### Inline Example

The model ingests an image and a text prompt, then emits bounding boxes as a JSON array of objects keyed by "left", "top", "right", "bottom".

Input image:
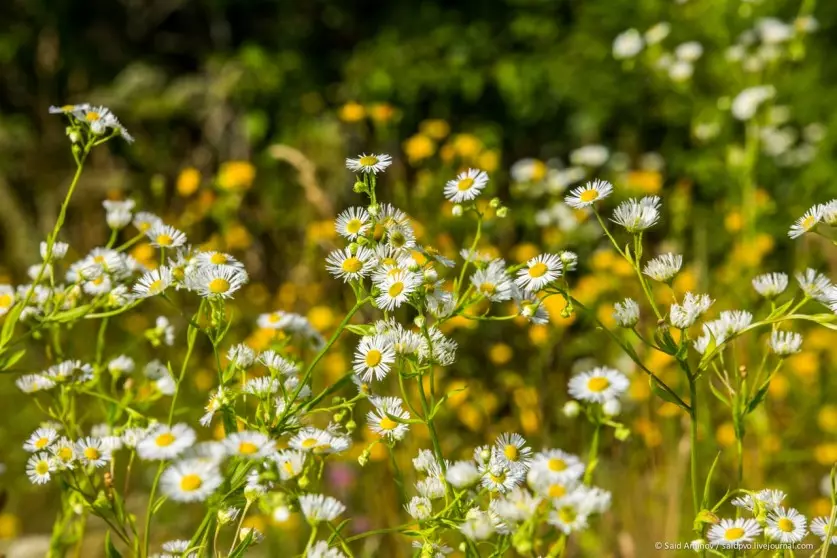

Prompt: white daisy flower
[
  {"left": 193, "top": 251, "right": 245, "bottom": 272},
  {"left": 325, "top": 246, "right": 375, "bottom": 283},
  {"left": 334, "top": 207, "right": 371, "bottom": 240},
  {"left": 568, "top": 367, "right": 629, "bottom": 404},
  {"left": 548, "top": 493, "right": 589, "bottom": 534},
  {"left": 384, "top": 222, "right": 416, "bottom": 252},
  {"left": 459, "top": 508, "right": 500, "bottom": 541},
  {"left": 223, "top": 431, "right": 276, "bottom": 459},
  {"left": 244, "top": 377, "right": 280, "bottom": 397},
  {"left": 788, "top": 205, "right": 822, "bottom": 238},
  {"left": 559, "top": 251, "right": 578, "bottom": 272},
  {"left": 133, "top": 267, "right": 174, "bottom": 298},
  {"left": 289, "top": 427, "right": 331, "bottom": 453},
  {"left": 307, "top": 541, "right": 347, "bottom": 558},
  {"left": 471, "top": 259, "right": 513, "bottom": 302},
  {"left": 752, "top": 272, "right": 789, "bottom": 298},
  {"left": 820, "top": 199, "right": 837, "bottom": 225},
  {"left": 49, "top": 103, "right": 91, "bottom": 115},
  {"left": 515, "top": 253, "right": 562, "bottom": 291},
  {"left": 24, "top": 427, "right": 59, "bottom": 453},
  {"left": 0, "top": 284, "right": 15, "bottom": 316},
  {"left": 76, "top": 437, "right": 112, "bottom": 468},
  {"left": 811, "top": 514, "right": 837, "bottom": 545},
  {"left": 611, "top": 196, "right": 660, "bottom": 232},
  {"left": 445, "top": 461, "right": 481, "bottom": 489},
  {"left": 16, "top": 374, "right": 56, "bottom": 393},
  {"left": 613, "top": 29, "right": 644, "bottom": 59},
  {"left": 186, "top": 264, "right": 249, "bottom": 299},
  {"left": 102, "top": 199, "right": 135, "bottom": 229},
  {"left": 643, "top": 253, "right": 682, "bottom": 282},
  {"left": 160, "top": 458, "right": 223, "bottom": 502},
  {"left": 258, "top": 350, "right": 299, "bottom": 375},
  {"left": 50, "top": 437, "right": 77, "bottom": 469},
  {"left": 796, "top": 268, "right": 834, "bottom": 301},
  {"left": 527, "top": 449, "right": 586, "bottom": 485},
  {"left": 444, "top": 168, "right": 489, "bottom": 203},
  {"left": 274, "top": 450, "right": 306, "bottom": 480},
  {"left": 147, "top": 222, "right": 187, "bottom": 249},
  {"left": 769, "top": 330, "right": 803, "bottom": 356},
  {"left": 137, "top": 423, "right": 196, "bottom": 461},
  {"left": 707, "top": 518, "right": 762, "bottom": 548},
  {"left": 405, "top": 496, "right": 433, "bottom": 521},
  {"left": 299, "top": 494, "right": 346, "bottom": 523},
  {"left": 492, "top": 487, "right": 542, "bottom": 524},
  {"left": 367, "top": 397, "right": 410, "bottom": 441},
  {"left": 765, "top": 507, "right": 807, "bottom": 543},
  {"left": 227, "top": 344, "right": 256, "bottom": 368},
  {"left": 480, "top": 458, "right": 525, "bottom": 494},
  {"left": 26, "top": 452, "right": 55, "bottom": 484},
  {"left": 352, "top": 335, "right": 396, "bottom": 382},
  {"left": 345, "top": 153, "right": 392, "bottom": 174},
  {"left": 670, "top": 292, "right": 713, "bottom": 329},
  {"left": 613, "top": 298, "right": 640, "bottom": 328},
  {"left": 564, "top": 179, "right": 613, "bottom": 209},
  {"left": 493, "top": 432, "right": 532, "bottom": 471},
  {"left": 375, "top": 270, "right": 418, "bottom": 311},
  {"left": 40, "top": 241, "right": 69, "bottom": 261},
  {"left": 132, "top": 211, "right": 163, "bottom": 233}
]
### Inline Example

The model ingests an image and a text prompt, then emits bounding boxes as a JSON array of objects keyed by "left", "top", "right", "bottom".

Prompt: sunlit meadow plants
[{"left": 3, "top": 101, "right": 837, "bottom": 558}]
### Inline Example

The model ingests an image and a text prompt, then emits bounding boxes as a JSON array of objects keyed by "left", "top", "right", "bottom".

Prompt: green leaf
[
  {"left": 648, "top": 378, "right": 688, "bottom": 411},
  {"left": 766, "top": 298, "right": 795, "bottom": 320},
  {"left": 0, "top": 349, "right": 25, "bottom": 371},
  {"left": 105, "top": 531, "right": 122, "bottom": 558},
  {"left": 429, "top": 385, "right": 468, "bottom": 419},
  {"left": 702, "top": 452, "right": 722, "bottom": 509},
  {"left": 0, "top": 303, "right": 23, "bottom": 346},
  {"left": 707, "top": 379, "right": 730, "bottom": 406},
  {"left": 345, "top": 324, "right": 375, "bottom": 336},
  {"left": 746, "top": 383, "right": 770, "bottom": 415},
  {"left": 229, "top": 530, "right": 256, "bottom": 558}
]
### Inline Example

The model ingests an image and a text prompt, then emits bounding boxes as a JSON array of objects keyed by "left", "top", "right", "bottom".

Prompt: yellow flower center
[
  {"left": 180, "top": 474, "right": 203, "bottom": 492},
  {"left": 86, "top": 112, "right": 101, "bottom": 122},
  {"left": 504, "top": 445, "right": 519, "bottom": 461},
  {"left": 301, "top": 438, "right": 318, "bottom": 448},
  {"left": 558, "top": 507, "right": 576, "bottom": 523},
  {"left": 388, "top": 282, "right": 404, "bottom": 297},
  {"left": 489, "top": 471, "right": 506, "bottom": 484},
  {"left": 58, "top": 447, "right": 73, "bottom": 461},
  {"left": 208, "top": 278, "right": 230, "bottom": 294},
  {"left": 346, "top": 219, "right": 363, "bottom": 234},
  {"left": 379, "top": 416, "right": 398, "bottom": 430},
  {"left": 173, "top": 267, "right": 185, "bottom": 281},
  {"left": 777, "top": 518, "right": 794, "bottom": 533},
  {"left": 528, "top": 262, "right": 549, "bottom": 278},
  {"left": 92, "top": 277, "right": 104, "bottom": 286},
  {"left": 155, "top": 433, "right": 176, "bottom": 447},
  {"left": 34, "top": 437, "right": 49, "bottom": 449},
  {"left": 156, "top": 234, "right": 173, "bottom": 246},
  {"left": 587, "top": 377, "right": 610, "bottom": 393},
  {"left": 84, "top": 447, "right": 100, "bottom": 460},
  {"left": 210, "top": 253, "right": 228, "bottom": 265},
  {"left": 365, "top": 349, "right": 382, "bottom": 367},
  {"left": 548, "top": 484, "right": 566, "bottom": 498},
  {"left": 238, "top": 441, "right": 259, "bottom": 455},
  {"left": 359, "top": 155, "right": 379, "bottom": 167},
  {"left": 283, "top": 462, "right": 296, "bottom": 475},
  {"left": 548, "top": 458, "right": 567, "bottom": 472},
  {"left": 341, "top": 257, "right": 363, "bottom": 273},
  {"left": 457, "top": 177, "right": 475, "bottom": 192},
  {"left": 268, "top": 313, "right": 281, "bottom": 323},
  {"left": 0, "top": 294, "right": 11, "bottom": 308},
  {"left": 802, "top": 215, "right": 817, "bottom": 230},
  {"left": 148, "top": 279, "right": 165, "bottom": 294},
  {"left": 479, "top": 283, "right": 496, "bottom": 295},
  {"left": 139, "top": 222, "right": 151, "bottom": 232},
  {"left": 724, "top": 527, "right": 745, "bottom": 540},
  {"left": 579, "top": 189, "right": 599, "bottom": 202},
  {"left": 61, "top": 105, "right": 74, "bottom": 111},
  {"left": 35, "top": 461, "right": 50, "bottom": 475}
]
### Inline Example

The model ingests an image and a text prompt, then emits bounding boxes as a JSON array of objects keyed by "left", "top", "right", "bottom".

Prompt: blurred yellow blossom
[
  {"left": 176, "top": 167, "right": 201, "bottom": 196},
  {"left": 488, "top": 343, "right": 513, "bottom": 365},
  {"left": 217, "top": 161, "right": 256, "bottom": 191},
  {"left": 403, "top": 134, "right": 436, "bottom": 163},
  {"left": 338, "top": 102, "right": 365, "bottom": 122},
  {"left": 419, "top": 119, "right": 450, "bottom": 140}
]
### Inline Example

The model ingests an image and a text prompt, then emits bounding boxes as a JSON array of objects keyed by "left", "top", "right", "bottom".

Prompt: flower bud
[
  {"left": 489, "top": 197, "right": 501, "bottom": 208},
  {"left": 451, "top": 204, "right": 463, "bottom": 217},
  {"left": 297, "top": 475, "right": 310, "bottom": 489},
  {"left": 563, "top": 401, "right": 581, "bottom": 418},
  {"left": 603, "top": 398, "right": 621, "bottom": 417},
  {"left": 413, "top": 315, "right": 425, "bottom": 328},
  {"left": 353, "top": 181, "right": 366, "bottom": 193},
  {"left": 496, "top": 207, "right": 508, "bottom": 218}
]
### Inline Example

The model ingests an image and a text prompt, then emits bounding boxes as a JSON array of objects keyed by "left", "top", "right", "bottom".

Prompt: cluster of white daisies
[{"left": 49, "top": 103, "right": 134, "bottom": 143}]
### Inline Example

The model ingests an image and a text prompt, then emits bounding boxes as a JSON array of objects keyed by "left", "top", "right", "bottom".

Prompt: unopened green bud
[
  {"left": 563, "top": 401, "right": 581, "bottom": 418},
  {"left": 353, "top": 181, "right": 366, "bottom": 193},
  {"left": 496, "top": 206, "right": 508, "bottom": 218},
  {"left": 298, "top": 475, "right": 310, "bottom": 489},
  {"left": 489, "top": 197, "right": 501, "bottom": 208},
  {"left": 451, "top": 204, "right": 463, "bottom": 217}
]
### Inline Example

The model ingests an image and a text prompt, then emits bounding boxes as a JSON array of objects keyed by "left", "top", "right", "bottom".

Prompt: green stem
[{"left": 142, "top": 462, "right": 167, "bottom": 557}]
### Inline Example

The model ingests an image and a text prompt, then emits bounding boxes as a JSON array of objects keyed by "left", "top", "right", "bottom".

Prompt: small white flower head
[
  {"left": 24, "top": 427, "right": 59, "bottom": 453},
  {"left": 459, "top": 508, "right": 500, "bottom": 540},
  {"left": 134, "top": 267, "right": 174, "bottom": 298},
  {"left": 346, "top": 153, "right": 392, "bottom": 174},
  {"left": 548, "top": 492, "right": 590, "bottom": 534},
  {"left": 405, "top": 496, "right": 433, "bottom": 521},
  {"left": 227, "top": 344, "right": 256, "bottom": 368},
  {"left": 707, "top": 518, "right": 763, "bottom": 548},
  {"left": 670, "top": 292, "right": 713, "bottom": 329},
  {"left": 471, "top": 259, "right": 513, "bottom": 302},
  {"left": 515, "top": 253, "right": 563, "bottom": 291},
  {"left": 564, "top": 179, "right": 613, "bottom": 209},
  {"left": 258, "top": 350, "right": 299, "bottom": 375},
  {"left": 820, "top": 199, "right": 837, "bottom": 225},
  {"left": 644, "top": 22, "right": 671, "bottom": 45},
  {"left": 731, "top": 85, "right": 775, "bottom": 121},
  {"left": 298, "top": 494, "right": 346, "bottom": 523},
  {"left": 136, "top": 424, "right": 196, "bottom": 461},
  {"left": 675, "top": 41, "right": 703, "bottom": 61},
  {"left": 353, "top": 335, "right": 396, "bottom": 382},
  {"left": 765, "top": 507, "right": 807, "bottom": 543},
  {"left": 612, "top": 28, "right": 644, "bottom": 59},
  {"left": 244, "top": 377, "right": 279, "bottom": 398},
  {"left": 444, "top": 168, "right": 489, "bottom": 203},
  {"left": 570, "top": 145, "right": 609, "bottom": 167},
  {"left": 186, "top": 264, "right": 249, "bottom": 299},
  {"left": 160, "top": 458, "right": 223, "bottom": 502},
  {"left": 40, "top": 241, "right": 69, "bottom": 261},
  {"left": 493, "top": 487, "right": 542, "bottom": 524},
  {"left": 528, "top": 449, "right": 585, "bottom": 486},
  {"left": 307, "top": 541, "right": 347, "bottom": 558},
  {"left": 16, "top": 374, "right": 56, "bottom": 393},
  {"left": 192, "top": 251, "right": 244, "bottom": 272},
  {"left": 375, "top": 270, "right": 418, "bottom": 311},
  {"left": 611, "top": 196, "right": 661, "bottom": 233},
  {"left": 289, "top": 427, "right": 331, "bottom": 453},
  {"left": 613, "top": 298, "right": 640, "bottom": 328},
  {"left": 326, "top": 246, "right": 375, "bottom": 283},
  {"left": 274, "top": 450, "right": 306, "bottom": 480},
  {"left": 50, "top": 437, "right": 77, "bottom": 469},
  {"left": 147, "top": 222, "right": 187, "bottom": 249},
  {"left": 133, "top": 211, "right": 163, "bottom": 233},
  {"left": 492, "top": 432, "right": 532, "bottom": 472},
  {"left": 769, "top": 330, "right": 803, "bottom": 356},
  {"left": 789, "top": 205, "right": 823, "bottom": 239},
  {"left": 643, "top": 253, "right": 682, "bottom": 283},
  {"left": 223, "top": 431, "right": 276, "bottom": 459},
  {"left": 76, "top": 437, "right": 112, "bottom": 468},
  {"left": 445, "top": 460, "right": 481, "bottom": 489},
  {"left": 568, "top": 367, "right": 629, "bottom": 404},
  {"left": 26, "top": 452, "right": 55, "bottom": 484},
  {"left": 559, "top": 251, "right": 578, "bottom": 272},
  {"left": 811, "top": 514, "right": 837, "bottom": 545},
  {"left": 602, "top": 398, "right": 621, "bottom": 416},
  {"left": 562, "top": 401, "right": 581, "bottom": 418},
  {"left": 102, "top": 199, "right": 135, "bottom": 229},
  {"left": 367, "top": 396, "right": 410, "bottom": 441},
  {"left": 796, "top": 268, "right": 834, "bottom": 301},
  {"left": 334, "top": 207, "right": 371, "bottom": 240},
  {"left": 752, "top": 272, "right": 789, "bottom": 298},
  {"left": 480, "top": 456, "right": 526, "bottom": 494},
  {"left": 0, "top": 284, "right": 15, "bottom": 316},
  {"left": 412, "top": 448, "right": 438, "bottom": 473}
]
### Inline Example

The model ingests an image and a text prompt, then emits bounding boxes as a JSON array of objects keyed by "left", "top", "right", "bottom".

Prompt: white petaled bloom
[
  {"left": 514, "top": 289, "right": 549, "bottom": 325},
  {"left": 528, "top": 449, "right": 585, "bottom": 485},
  {"left": 334, "top": 207, "right": 371, "bottom": 240},
  {"left": 731, "top": 85, "right": 775, "bottom": 121},
  {"left": 76, "top": 437, "right": 112, "bottom": 468},
  {"left": 769, "top": 330, "right": 803, "bottom": 356},
  {"left": 493, "top": 487, "right": 542, "bottom": 524},
  {"left": 548, "top": 492, "right": 590, "bottom": 534},
  {"left": 137, "top": 423, "right": 196, "bottom": 461},
  {"left": 564, "top": 179, "right": 613, "bottom": 209},
  {"left": 223, "top": 431, "right": 276, "bottom": 459},
  {"left": 612, "top": 28, "right": 644, "bottom": 59},
  {"left": 160, "top": 458, "right": 223, "bottom": 502},
  {"left": 707, "top": 518, "right": 763, "bottom": 548},
  {"left": 227, "top": 344, "right": 256, "bottom": 368},
  {"left": 193, "top": 251, "right": 245, "bottom": 271},
  {"left": 134, "top": 267, "right": 174, "bottom": 298},
  {"left": 325, "top": 246, "right": 375, "bottom": 282},
  {"left": 24, "top": 427, "right": 59, "bottom": 453},
  {"left": 308, "top": 541, "right": 347, "bottom": 558},
  {"left": 299, "top": 494, "right": 346, "bottom": 523},
  {"left": 515, "top": 253, "right": 562, "bottom": 291},
  {"left": 471, "top": 259, "right": 513, "bottom": 302},
  {"left": 186, "top": 265, "right": 249, "bottom": 299},
  {"left": 559, "top": 251, "right": 578, "bottom": 272},
  {"left": 50, "top": 437, "right": 77, "bottom": 469},
  {"left": 133, "top": 211, "right": 162, "bottom": 233},
  {"left": 147, "top": 222, "right": 187, "bottom": 249},
  {"left": 675, "top": 41, "right": 703, "bottom": 61},
  {"left": 756, "top": 489, "right": 787, "bottom": 510},
  {"left": 161, "top": 540, "right": 191, "bottom": 556},
  {"left": 820, "top": 199, "right": 837, "bottom": 225},
  {"left": 670, "top": 292, "right": 713, "bottom": 329},
  {"left": 0, "top": 284, "right": 15, "bottom": 316},
  {"left": 752, "top": 272, "right": 789, "bottom": 298},
  {"left": 765, "top": 507, "right": 807, "bottom": 543},
  {"left": 345, "top": 153, "right": 392, "bottom": 174},
  {"left": 568, "top": 367, "right": 629, "bottom": 404},
  {"left": 460, "top": 508, "right": 499, "bottom": 541},
  {"left": 103, "top": 200, "right": 135, "bottom": 229},
  {"left": 643, "top": 253, "right": 683, "bottom": 282},
  {"left": 811, "top": 514, "right": 837, "bottom": 545},
  {"left": 244, "top": 377, "right": 279, "bottom": 397},
  {"left": 375, "top": 270, "right": 418, "bottom": 311},
  {"left": 70, "top": 105, "right": 133, "bottom": 141},
  {"left": 16, "top": 374, "right": 56, "bottom": 393},
  {"left": 446, "top": 461, "right": 482, "bottom": 488},
  {"left": 412, "top": 449, "right": 438, "bottom": 473},
  {"left": 406, "top": 496, "right": 433, "bottom": 521},
  {"left": 258, "top": 350, "right": 299, "bottom": 375},
  {"left": 353, "top": 335, "right": 396, "bottom": 382},
  {"left": 27, "top": 452, "right": 55, "bottom": 484},
  {"left": 788, "top": 205, "right": 823, "bottom": 239},
  {"left": 274, "top": 450, "right": 306, "bottom": 480},
  {"left": 367, "top": 396, "right": 410, "bottom": 441},
  {"left": 493, "top": 432, "right": 532, "bottom": 471},
  {"left": 289, "top": 427, "right": 331, "bottom": 453},
  {"left": 479, "top": 457, "right": 525, "bottom": 494},
  {"left": 613, "top": 298, "right": 640, "bottom": 328},
  {"left": 444, "top": 168, "right": 489, "bottom": 203},
  {"left": 796, "top": 268, "right": 834, "bottom": 302},
  {"left": 40, "top": 241, "right": 69, "bottom": 261},
  {"left": 570, "top": 145, "right": 609, "bottom": 167},
  {"left": 611, "top": 196, "right": 660, "bottom": 232}
]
